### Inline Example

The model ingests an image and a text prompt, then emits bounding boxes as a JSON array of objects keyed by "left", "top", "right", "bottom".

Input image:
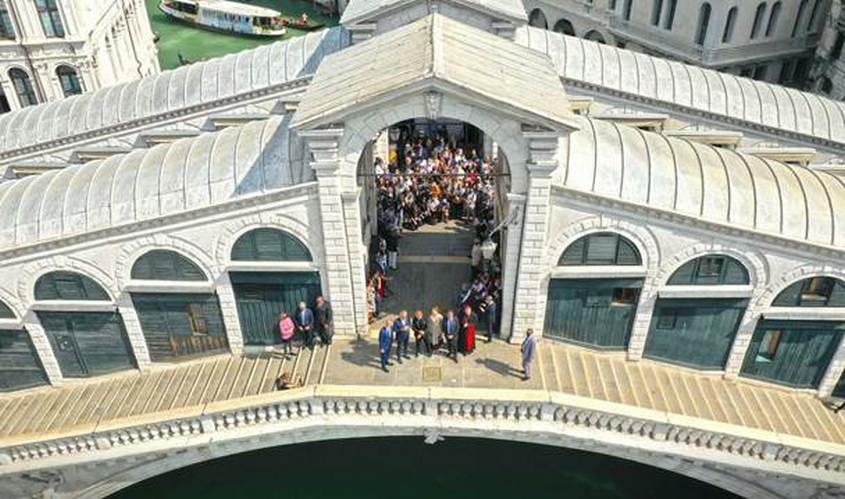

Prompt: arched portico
[{"left": 291, "top": 14, "right": 579, "bottom": 340}]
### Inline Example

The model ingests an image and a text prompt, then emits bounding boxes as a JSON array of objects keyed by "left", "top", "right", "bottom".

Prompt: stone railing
[{"left": 1, "top": 385, "right": 844, "bottom": 482}]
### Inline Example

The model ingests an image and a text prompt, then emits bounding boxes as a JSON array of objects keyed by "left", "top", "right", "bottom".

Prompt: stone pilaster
[
  {"left": 722, "top": 307, "right": 763, "bottom": 379},
  {"left": 817, "top": 333, "right": 845, "bottom": 397},
  {"left": 625, "top": 292, "right": 656, "bottom": 361},
  {"left": 301, "top": 127, "right": 358, "bottom": 337},
  {"left": 21, "top": 314, "right": 63, "bottom": 385},
  {"left": 216, "top": 273, "right": 244, "bottom": 355},
  {"left": 341, "top": 190, "right": 369, "bottom": 335},
  {"left": 509, "top": 128, "right": 559, "bottom": 342},
  {"left": 498, "top": 192, "right": 525, "bottom": 342},
  {"left": 116, "top": 293, "right": 152, "bottom": 369}
]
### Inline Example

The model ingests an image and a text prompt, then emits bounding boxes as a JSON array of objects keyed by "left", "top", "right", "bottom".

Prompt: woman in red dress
[{"left": 460, "top": 304, "right": 476, "bottom": 354}]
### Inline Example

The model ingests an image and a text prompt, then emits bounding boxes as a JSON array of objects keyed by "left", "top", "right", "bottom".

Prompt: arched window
[
  {"left": 695, "top": 3, "right": 711, "bottom": 45},
  {"left": 9, "top": 68, "right": 37, "bottom": 107},
  {"left": 772, "top": 277, "right": 845, "bottom": 307},
  {"left": 722, "top": 7, "right": 738, "bottom": 42},
  {"left": 528, "top": 8, "right": 548, "bottom": 29},
  {"left": 0, "top": 4, "right": 15, "bottom": 39},
  {"left": 35, "top": 0, "right": 64, "bottom": 38},
  {"left": 553, "top": 19, "right": 575, "bottom": 36},
  {"left": 766, "top": 1, "right": 782, "bottom": 36},
  {"left": 56, "top": 65, "right": 81, "bottom": 97},
  {"left": 820, "top": 76, "right": 834, "bottom": 94},
  {"left": 662, "top": 0, "right": 677, "bottom": 29},
  {"left": 584, "top": 30, "right": 607, "bottom": 44},
  {"left": 667, "top": 255, "right": 749, "bottom": 285},
  {"left": 751, "top": 2, "right": 767, "bottom": 39},
  {"left": 131, "top": 250, "right": 207, "bottom": 281},
  {"left": 559, "top": 233, "right": 641, "bottom": 266},
  {"left": 792, "top": 0, "right": 808, "bottom": 37},
  {"left": 231, "top": 228, "right": 312, "bottom": 262},
  {"left": 34, "top": 271, "right": 110, "bottom": 301},
  {"left": 0, "top": 299, "right": 14, "bottom": 319},
  {"left": 651, "top": 0, "right": 663, "bottom": 26}
]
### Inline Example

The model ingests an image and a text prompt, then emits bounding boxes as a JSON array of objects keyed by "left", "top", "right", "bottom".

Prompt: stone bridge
[{"left": 1, "top": 339, "right": 845, "bottom": 499}]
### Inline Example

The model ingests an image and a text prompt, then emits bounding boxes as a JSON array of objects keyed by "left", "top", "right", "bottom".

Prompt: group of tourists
[{"left": 276, "top": 295, "right": 333, "bottom": 356}]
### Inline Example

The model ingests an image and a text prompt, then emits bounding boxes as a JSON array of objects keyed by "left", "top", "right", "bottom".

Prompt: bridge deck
[{"left": 0, "top": 339, "right": 843, "bottom": 447}]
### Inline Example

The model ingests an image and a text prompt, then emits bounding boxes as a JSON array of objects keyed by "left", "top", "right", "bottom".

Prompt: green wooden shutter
[
  {"left": 828, "top": 281, "right": 845, "bottom": 307},
  {"left": 559, "top": 238, "right": 585, "bottom": 265},
  {"left": 615, "top": 238, "right": 641, "bottom": 265},
  {"left": 723, "top": 258, "right": 749, "bottom": 284},
  {"left": 132, "top": 293, "right": 228, "bottom": 361},
  {"left": 38, "top": 311, "right": 135, "bottom": 378},
  {"left": 668, "top": 260, "right": 696, "bottom": 285},
  {"left": 35, "top": 272, "right": 109, "bottom": 301},
  {"left": 232, "top": 229, "right": 312, "bottom": 262},
  {"left": 0, "top": 300, "right": 14, "bottom": 319},
  {"left": 585, "top": 234, "right": 618, "bottom": 264},
  {"left": 644, "top": 298, "right": 747, "bottom": 369},
  {"left": 741, "top": 320, "right": 845, "bottom": 388},
  {"left": 230, "top": 272, "right": 321, "bottom": 345},
  {"left": 773, "top": 281, "right": 804, "bottom": 306},
  {"left": 544, "top": 279, "right": 642, "bottom": 349},
  {"left": 131, "top": 250, "right": 206, "bottom": 281},
  {"left": 0, "top": 329, "right": 47, "bottom": 392}
]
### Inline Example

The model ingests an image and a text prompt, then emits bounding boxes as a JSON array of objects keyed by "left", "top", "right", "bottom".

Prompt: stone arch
[
  {"left": 583, "top": 30, "right": 608, "bottom": 44},
  {"left": 553, "top": 18, "right": 576, "bottom": 36},
  {"left": 755, "top": 264, "right": 845, "bottom": 309},
  {"left": 545, "top": 215, "right": 660, "bottom": 271},
  {"left": 528, "top": 8, "right": 548, "bottom": 29},
  {"left": 73, "top": 425, "right": 780, "bottom": 499},
  {"left": 213, "top": 211, "right": 323, "bottom": 272},
  {"left": 338, "top": 95, "right": 530, "bottom": 194},
  {"left": 116, "top": 234, "right": 216, "bottom": 289},
  {"left": 654, "top": 243, "right": 768, "bottom": 289},
  {"left": 17, "top": 255, "right": 118, "bottom": 305}
]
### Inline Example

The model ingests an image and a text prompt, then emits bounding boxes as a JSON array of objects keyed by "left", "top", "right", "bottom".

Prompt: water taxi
[{"left": 159, "top": 0, "right": 288, "bottom": 37}]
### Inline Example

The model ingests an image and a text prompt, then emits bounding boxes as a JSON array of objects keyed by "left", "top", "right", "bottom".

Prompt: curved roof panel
[
  {"left": 340, "top": 0, "right": 527, "bottom": 25},
  {"left": 562, "top": 117, "right": 845, "bottom": 249},
  {"left": 0, "top": 27, "right": 347, "bottom": 156},
  {"left": 519, "top": 27, "right": 845, "bottom": 148},
  {"left": 0, "top": 116, "right": 311, "bottom": 251}
]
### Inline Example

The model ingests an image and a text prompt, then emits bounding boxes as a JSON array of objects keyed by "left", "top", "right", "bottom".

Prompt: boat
[{"left": 159, "top": 0, "right": 287, "bottom": 37}]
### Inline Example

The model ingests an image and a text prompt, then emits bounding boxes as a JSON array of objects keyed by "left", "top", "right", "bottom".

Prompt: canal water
[
  {"left": 111, "top": 437, "right": 739, "bottom": 498},
  {"left": 144, "top": 0, "right": 338, "bottom": 70}
]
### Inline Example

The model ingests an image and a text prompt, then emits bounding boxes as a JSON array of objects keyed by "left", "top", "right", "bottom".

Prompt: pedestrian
[
  {"left": 470, "top": 238, "right": 482, "bottom": 278},
  {"left": 393, "top": 310, "right": 411, "bottom": 362},
  {"left": 315, "top": 295, "right": 333, "bottom": 346},
  {"left": 459, "top": 304, "right": 476, "bottom": 354},
  {"left": 378, "top": 321, "right": 393, "bottom": 373},
  {"left": 428, "top": 306, "right": 443, "bottom": 353},
  {"left": 295, "top": 301, "right": 315, "bottom": 349},
  {"left": 412, "top": 309, "right": 429, "bottom": 357},
  {"left": 521, "top": 328, "right": 538, "bottom": 381},
  {"left": 386, "top": 226, "right": 399, "bottom": 270},
  {"left": 443, "top": 309, "right": 459, "bottom": 362},
  {"left": 278, "top": 312, "right": 295, "bottom": 357},
  {"left": 483, "top": 295, "right": 498, "bottom": 343}
]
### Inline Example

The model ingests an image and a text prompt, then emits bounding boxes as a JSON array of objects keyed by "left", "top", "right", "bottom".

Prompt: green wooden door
[
  {"left": 231, "top": 272, "right": 321, "bottom": 346},
  {"left": 37, "top": 312, "right": 135, "bottom": 378},
  {"left": 0, "top": 329, "right": 47, "bottom": 392},
  {"left": 544, "top": 278, "right": 642, "bottom": 349},
  {"left": 644, "top": 298, "right": 747, "bottom": 369},
  {"left": 741, "top": 320, "right": 845, "bottom": 389},
  {"left": 132, "top": 293, "right": 228, "bottom": 362}
]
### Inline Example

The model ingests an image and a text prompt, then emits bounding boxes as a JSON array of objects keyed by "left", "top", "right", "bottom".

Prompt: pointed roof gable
[
  {"left": 340, "top": 0, "right": 528, "bottom": 26},
  {"left": 293, "top": 14, "right": 577, "bottom": 132}
]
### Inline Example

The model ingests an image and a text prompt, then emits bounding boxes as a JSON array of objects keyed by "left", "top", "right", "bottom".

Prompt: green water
[
  {"left": 144, "top": 0, "right": 338, "bottom": 69},
  {"left": 110, "top": 437, "right": 739, "bottom": 498}
]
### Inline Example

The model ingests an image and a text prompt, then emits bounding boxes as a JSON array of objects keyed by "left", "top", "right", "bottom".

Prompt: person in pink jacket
[{"left": 278, "top": 312, "right": 296, "bottom": 357}]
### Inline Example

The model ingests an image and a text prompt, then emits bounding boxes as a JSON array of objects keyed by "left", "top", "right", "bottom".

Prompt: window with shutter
[
  {"left": 773, "top": 277, "right": 845, "bottom": 307},
  {"left": 0, "top": 329, "right": 47, "bottom": 392},
  {"left": 35, "top": 272, "right": 110, "bottom": 301},
  {"left": 37, "top": 311, "right": 135, "bottom": 377},
  {"left": 667, "top": 255, "right": 749, "bottom": 285},
  {"left": 131, "top": 250, "right": 206, "bottom": 281},
  {"left": 0, "top": 300, "right": 14, "bottom": 319},
  {"left": 231, "top": 229, "right": 312, "bottom": 262},
  {"left": 558, "top": 233, "right": 642, "bottom": 266}
]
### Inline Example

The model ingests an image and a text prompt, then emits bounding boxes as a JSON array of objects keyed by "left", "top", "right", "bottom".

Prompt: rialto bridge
[{"left": 0, "top": 0, "right": 845, "bottom": 497}]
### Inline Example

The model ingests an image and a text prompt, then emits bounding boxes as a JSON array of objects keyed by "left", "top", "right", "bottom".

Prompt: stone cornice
[
  {"left": 552, "top": 185, "right": 845, "bottom": 263},
  {"left": 0, "top": 385, "right": 842, "bottom": 484},
  {"left": 0, "top": 78, "right": 313, "bottom": 163},
  {"left": 563, "top": 78, "right": 845, "bottom": 155}
]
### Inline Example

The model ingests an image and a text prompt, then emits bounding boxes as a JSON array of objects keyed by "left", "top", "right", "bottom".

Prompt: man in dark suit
[
  {"left": 443, "top": 310, "right": 459, "bottom": 362},
  {"left": 314, "top": 295, "right": 333, "bottom": 346},
  {"left": 378, "top": 321, "right": 393, "bottom": 373},
  {"left": 295, "top": 301, "right": 315, "bottom": 349},
  {"left": 393, "top": 310, "right": 411, "bottom": 363}
]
